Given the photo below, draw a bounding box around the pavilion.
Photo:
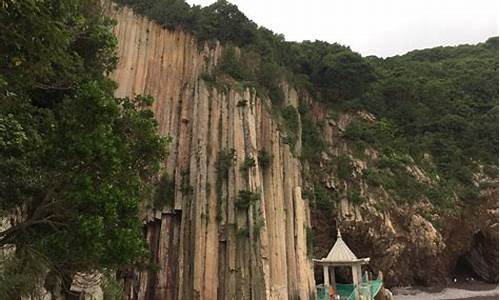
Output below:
[313,229,381,300]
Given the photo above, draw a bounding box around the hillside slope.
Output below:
[302,39,498,286]
[112,0,499,294]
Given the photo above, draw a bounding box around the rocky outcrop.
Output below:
[375,287,393,300]
[105,3,497,295]
[445,185,499,283]
[306,105,499,287]
[108,5,315,300]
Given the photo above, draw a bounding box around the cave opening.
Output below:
[452,255,479,282]
[451,231,492,283]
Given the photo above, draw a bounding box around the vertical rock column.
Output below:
[109,6,315,300]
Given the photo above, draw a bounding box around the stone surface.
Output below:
[306,103,499,288]
[107,5,315,300]
[375,287,394,300]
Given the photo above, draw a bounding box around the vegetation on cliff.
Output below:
[114,0,497,208]
[0,0,167,297]
[1,0,497,294]
[341,38,499,206]
[114,0,374,104]
[113,4,498,285]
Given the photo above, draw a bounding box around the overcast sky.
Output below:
[185,0,499,57]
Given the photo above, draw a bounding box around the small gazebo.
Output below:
[313,229,371,299]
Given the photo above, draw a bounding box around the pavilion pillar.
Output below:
[323,265,330,286]
[329,267,336,287]
[352,264,362,299]
[353,264,363,286]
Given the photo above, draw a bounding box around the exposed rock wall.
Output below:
[305,101,499,287]
[108,6,315,300]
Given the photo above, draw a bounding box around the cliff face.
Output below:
[304,102,499,287]
[109,6,315,300]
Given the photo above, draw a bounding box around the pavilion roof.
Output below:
[314,229,370,265]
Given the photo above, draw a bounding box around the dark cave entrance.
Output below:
[451,231,498,283]
[452,255,479,282]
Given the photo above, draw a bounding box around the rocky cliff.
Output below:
[303,101,499,287]
[108,6,315,300]
[105,3,498,298]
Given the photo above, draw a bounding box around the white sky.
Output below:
[185,0,499,57]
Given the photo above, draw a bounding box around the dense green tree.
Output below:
[346,38,499,205]
[114,0,373,104]
[0,0,167,297]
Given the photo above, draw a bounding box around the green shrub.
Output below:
[253,210,265,238]
[312,184,337,211]
[336,155,354,181]
[101,271,124,300]
[460,185,481,204]
[235,190,260,209]
[256,62,286,104]
[483,165,498,178]
[216,148,236,175]
[200,71,216,84]
[216,148,236,221]
[348,190,365,205]
[268,85,285,105]
[425,185,453,208]
[179,183,194,194]
[344,119,372,142]
[281,106,300,151]
[301,117,326,162]
[219,48,248,81]
[240,156,256,172]
[153,174,175,208]
[392,173,422,203]
[362,168,383,187]
[236,227,250,239]
[374,201,386,212]
[257,149,271,169]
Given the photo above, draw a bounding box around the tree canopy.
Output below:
[115,0,498,207]
[342,37,499,205]
[0,0,167,297]
[114,0,375,104]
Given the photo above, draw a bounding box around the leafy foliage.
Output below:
[336,155,354,181]
[257,149,271,169]
[101,270,125,300]
[311,184,338,211]
[300,116,326,163]
[240,156,256,172]
[153,174,176,208]
[235,190,260,210]
[343,38,498,206]
[281,106,300,150]
[114,0,373,105]
[236,227,250,239]
[0,0,167,296]
[215,149,235,221]
[113,1,497,209]
[348,190,365,205]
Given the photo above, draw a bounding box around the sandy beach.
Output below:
[393,282,499,300]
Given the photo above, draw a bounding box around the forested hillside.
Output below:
[114,0,499,287]
[0,0,497,297]
[115,0,498,208]
[0,0,167,297]
[331,39,499,208]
